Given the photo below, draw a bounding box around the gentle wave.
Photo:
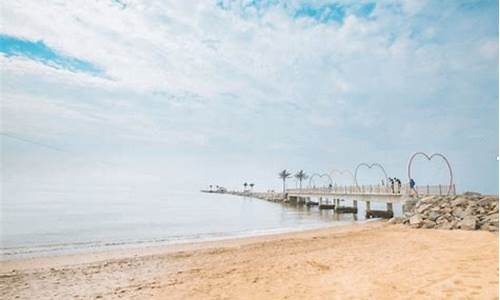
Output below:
[1,221,362,260]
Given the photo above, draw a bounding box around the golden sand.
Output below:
[1,222,498,299]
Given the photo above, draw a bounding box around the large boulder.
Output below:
[387,217,404,224]
[416,203,432,214]
[409,214,423,228]
[427,211,440,221]
[422,219,436,229]
[452,207,466,219]
[451,197,468,207]
[458,216,477,230]
[437,222,453,230]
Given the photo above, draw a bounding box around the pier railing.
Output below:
[287,184,456,196]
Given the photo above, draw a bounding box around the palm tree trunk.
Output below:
[282,178,286,193]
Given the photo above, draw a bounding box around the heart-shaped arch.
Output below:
[308,173,334,188]
[329,169,355,186]
[354,163,389,188]
[407,152,453,195]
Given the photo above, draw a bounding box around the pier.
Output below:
[202,183,456,218]
[285,184,456,218]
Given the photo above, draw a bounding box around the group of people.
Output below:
[381,177,417,195]
[322,178,417,195]
[382,177,402,194]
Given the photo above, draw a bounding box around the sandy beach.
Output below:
[1,221,498,299]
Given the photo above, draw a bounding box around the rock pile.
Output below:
[397,193,498,231]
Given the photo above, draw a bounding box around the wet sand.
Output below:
[1,221,498,299]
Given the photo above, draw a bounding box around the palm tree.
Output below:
[294,170,308,190]
[243,182,248,192]
[249,183,255,191]
[279,169,292,193]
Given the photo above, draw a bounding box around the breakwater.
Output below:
[393,193,499,231]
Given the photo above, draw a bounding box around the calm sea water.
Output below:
[1,188,402,260]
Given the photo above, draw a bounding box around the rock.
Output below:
[430,206,441,211]
[416,203,432,214]
[440,202,449,208]
[442,207,452,214]
[420,196,437,204]
[435,216,446,224]
[409,215,423,227]
[443,213,452,221]
[478,196,498,209]
[427,211,440,221]
[402,194,498,231]
[464,205,477,216]
[487,213,499,222]
[422,219,436,229]
[388,217,403,224]
[452,207,466,219]
[458,216,477,230]
[437,222,453,230]
[480,223,489,231]
[451,197,468,207]
[489,220,499,228]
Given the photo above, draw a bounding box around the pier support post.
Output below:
[366,201,371,211]
[353,200,358,208]
[336,199,340,207]
[386,202,393,212]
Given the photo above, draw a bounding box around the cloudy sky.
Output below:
[1,0,498,194]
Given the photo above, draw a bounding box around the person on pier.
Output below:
[409,178,417,196]
[388,177,394,194]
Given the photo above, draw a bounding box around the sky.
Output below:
[1,0,498,195]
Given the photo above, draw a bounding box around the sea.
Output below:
[1,188,402,260]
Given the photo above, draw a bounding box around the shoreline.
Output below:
[0,220,376,272]
[1,221,498,299]
[0,219,367,264]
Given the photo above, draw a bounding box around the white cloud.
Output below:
[1,0,498,193]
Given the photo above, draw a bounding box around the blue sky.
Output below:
[1,0,498,194]
[0,35,103,76]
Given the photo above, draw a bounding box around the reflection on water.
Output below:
[1,190,401,260]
